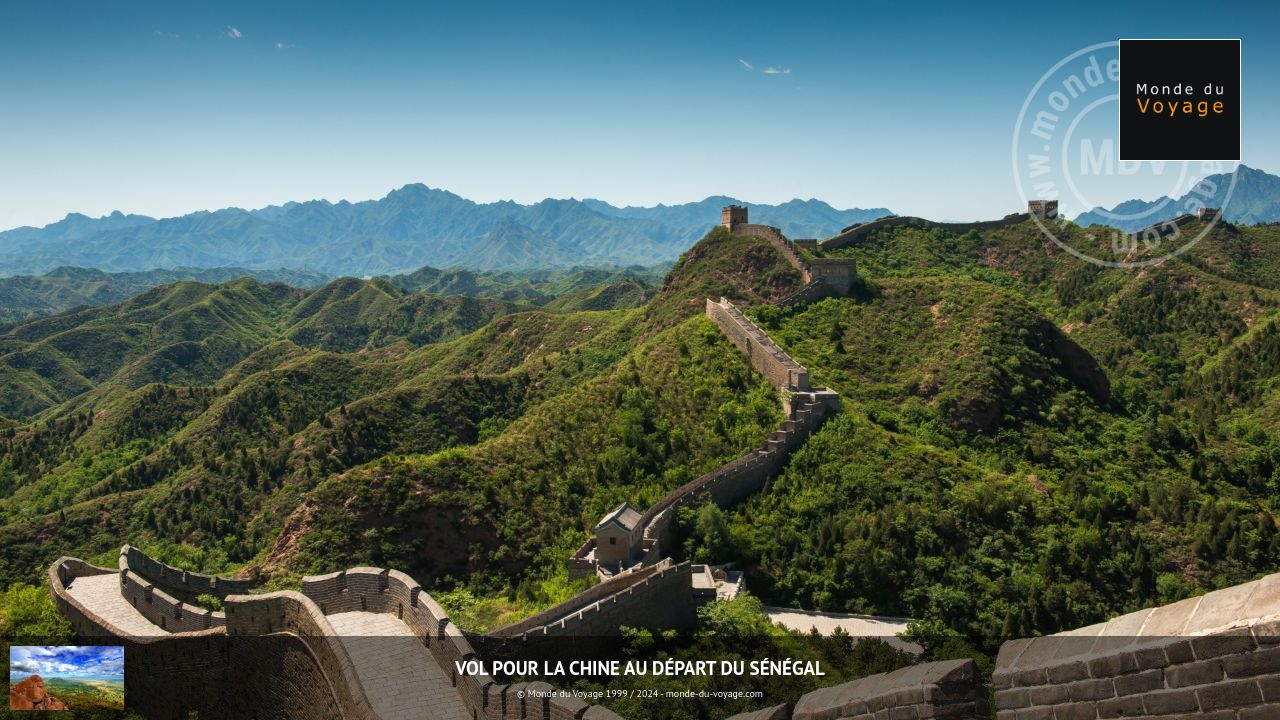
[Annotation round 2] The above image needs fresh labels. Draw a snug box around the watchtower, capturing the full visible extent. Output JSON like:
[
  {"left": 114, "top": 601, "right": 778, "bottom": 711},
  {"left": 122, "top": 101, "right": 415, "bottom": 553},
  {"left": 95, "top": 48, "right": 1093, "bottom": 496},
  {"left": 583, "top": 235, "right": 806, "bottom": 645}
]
[
  {"left": 722, "top": 204, "right": 748, "bottom": 230},
  {"left": 1027, "top": 200, "right": 1059, "bottom": 219},
  {"left": 1198, "top": 207, "right": 1221, "bottom": 221}
]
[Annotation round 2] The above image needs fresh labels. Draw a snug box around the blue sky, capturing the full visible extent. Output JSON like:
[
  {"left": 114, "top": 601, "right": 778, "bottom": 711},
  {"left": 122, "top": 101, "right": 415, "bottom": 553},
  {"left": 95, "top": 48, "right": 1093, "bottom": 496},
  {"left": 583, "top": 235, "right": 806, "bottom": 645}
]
[
  {"left": 9, "top": 645, "right": 124, "bottom": 681},
  {"left": 1, "top": 0, "right": 1277, "bottom": 229}
]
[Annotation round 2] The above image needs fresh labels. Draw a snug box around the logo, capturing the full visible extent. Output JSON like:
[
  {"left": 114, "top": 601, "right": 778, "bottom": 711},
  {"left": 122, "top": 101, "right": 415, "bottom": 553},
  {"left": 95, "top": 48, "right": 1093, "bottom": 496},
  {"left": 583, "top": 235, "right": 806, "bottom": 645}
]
[{"left": 1012, "top": 42, "right": 1238, "bottom": 268}]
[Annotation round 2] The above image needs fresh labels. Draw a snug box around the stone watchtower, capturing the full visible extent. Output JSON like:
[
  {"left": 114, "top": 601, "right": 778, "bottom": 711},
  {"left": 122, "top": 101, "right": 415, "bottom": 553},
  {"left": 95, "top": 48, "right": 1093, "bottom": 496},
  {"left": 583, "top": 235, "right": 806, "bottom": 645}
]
[
  {"left": 1027, "top": 200, "right": 1059, "bottom": 219},
  {"left": 1198, "top": 207, "right": 1221, "bottom": 221},
  {"left": 722, "top": 204, "right": 748, "bottom": 231}
]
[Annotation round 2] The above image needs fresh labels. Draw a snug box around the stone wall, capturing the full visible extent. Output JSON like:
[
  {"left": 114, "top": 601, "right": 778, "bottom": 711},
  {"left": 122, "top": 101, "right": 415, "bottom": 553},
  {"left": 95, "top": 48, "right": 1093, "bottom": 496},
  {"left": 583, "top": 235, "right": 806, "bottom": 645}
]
[
  {"left": 1131, "top": 213, "right": 1196, "bottom": 242},
  {"left": 119, "top": 562, "right": 225, "bottom": 632},
  {"left": 124, "top": 632, "right": 348, "bottom": 720},
  {"left": 821, "top": 213, "right": 1030, "bottom": 250},
  {"left": 48, "top": 555, "right": 356, "bottom": 720},
  {"left": 994, "top": 571, "right": 1280, "bottom": 719},
  {"left": 635, "top": 396, "right": 827, "bottom": 555},
  {"left": 775, "top": 280, "right": 833, "bottom": 308},
  {"left": 707, "top": 297, "right": 810, "bottom": 391},
  {"left": 119, "top": 543, "right": 254, "bottom": 601},
  {"left": 720, "top": 660, "right": 988, "bottom": 720},
  {"left": 292, "top": 565, "right": 642, "bottom": 719},
  {"left": 48, "top": 557, "right": 133, "bottom": 639},
  {"left": 225, "top": 590, "right": 379, "bottom": 720},
  {"left": 509, "top": 562, "right": 714, "bottom": 637},
  {"left": 731, "top": 223, "right": 813, "bottom": 282},
  {"left": 493, "top": 562, "right": 668, "bottom": 637},
  {"left": 730, "top": 222, "right": 859, "bottom": 301}
]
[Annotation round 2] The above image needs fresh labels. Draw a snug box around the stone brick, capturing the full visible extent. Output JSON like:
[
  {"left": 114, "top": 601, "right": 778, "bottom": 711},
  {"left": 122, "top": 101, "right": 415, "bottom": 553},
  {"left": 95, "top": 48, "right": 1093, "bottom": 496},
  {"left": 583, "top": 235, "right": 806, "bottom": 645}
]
[
  {"left": 1191, "top": 628, "right": 1258, "bottom": 660},
  {"left": 1011, "top": 708, "right": 1054, "bottom": 720},
  {"left": 1112, "top": 668, "right": 1164, "bottom": 696},
  {"left": 1196, "top": 678, "right": 1264, "bottom": 710},
  {"left": 1096, "top": 693, "right": 1145, "bottom": 718},
  {"left": 1256, "top": 673, "right": 1280, "bottom": 702},
  {"left": 1087, "top": 650, "right": 1138, "bottom": 678},
  {"left": 994, "top": 688, "right": 1027, "bottom": 711},
  {"left": 1046, "top": 660, "right": 1090, "bottom": 684},
  {"left": 1026, "top": 683, "right": 1069, "bottom": 706},
  {"left": 1067, "top": 677, "right": 1114, "bottom": 702},
  {"left": 1223, "top": 646, "right": 1280, "bottom": 679},
  {"left": 1132, "top": 643, "right": 1173, "bottom": 671},
  {"left": 1239, "top": 705, "right": 1280, "bottom": 720},
  {"left": 1141, "top": 688, "right": 1200, "bottom": 715},
  {"left": 1164, "top": 657, "right": 1222, "bottom": 688},
  {"left": 1161, "top": 639, "right": 1195, "bottom": 665},
  {"left": 1053, "top": 701, "right": 1098, "bottom": 720}
]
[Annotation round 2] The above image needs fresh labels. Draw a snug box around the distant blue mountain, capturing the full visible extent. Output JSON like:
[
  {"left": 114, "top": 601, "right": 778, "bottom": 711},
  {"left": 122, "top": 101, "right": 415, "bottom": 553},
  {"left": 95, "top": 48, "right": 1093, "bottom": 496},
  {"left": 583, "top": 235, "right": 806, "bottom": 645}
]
[
  {"left": 0, "top": 188, "right": 890, "bottom": 276},
  {"left": 1075, "top": 165, "right": 1280, "bottom": 231}
]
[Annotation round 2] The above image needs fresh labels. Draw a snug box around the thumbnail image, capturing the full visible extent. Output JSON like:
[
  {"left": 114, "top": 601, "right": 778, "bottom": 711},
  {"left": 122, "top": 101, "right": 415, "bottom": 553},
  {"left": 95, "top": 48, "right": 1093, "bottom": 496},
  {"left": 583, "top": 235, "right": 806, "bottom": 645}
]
[{"left": 9, "top": 646, "right": 124, "bottom": 711}]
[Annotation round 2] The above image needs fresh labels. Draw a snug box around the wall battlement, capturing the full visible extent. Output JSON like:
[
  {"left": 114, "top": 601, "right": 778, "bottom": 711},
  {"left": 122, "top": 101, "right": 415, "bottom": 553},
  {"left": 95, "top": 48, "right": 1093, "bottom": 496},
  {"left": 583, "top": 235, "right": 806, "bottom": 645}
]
[
  {"left": 722, "top": 206, "right": 858, "bottom": 301},
  {"left": 993, "top": 572, "right": 1280, "bottom": 719},
  {"left": 50, "top": 550, "right": 1280, "bottom": 720},
  {"left": 707, "top": 297, "right": 810, "bottom": 391},
  {"left": 119, "top": 543, "right": 254, "bottom": 602},
  {"left": 569, "top": 297, "right": 837, "bottom": 580}
]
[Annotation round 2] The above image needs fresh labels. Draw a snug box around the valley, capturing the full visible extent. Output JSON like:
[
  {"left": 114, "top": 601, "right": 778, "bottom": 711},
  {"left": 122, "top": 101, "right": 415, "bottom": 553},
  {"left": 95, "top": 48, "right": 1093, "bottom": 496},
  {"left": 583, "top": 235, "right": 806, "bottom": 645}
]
[{"left": 2, "top": 208, "right": 1279, "bottom": 718}]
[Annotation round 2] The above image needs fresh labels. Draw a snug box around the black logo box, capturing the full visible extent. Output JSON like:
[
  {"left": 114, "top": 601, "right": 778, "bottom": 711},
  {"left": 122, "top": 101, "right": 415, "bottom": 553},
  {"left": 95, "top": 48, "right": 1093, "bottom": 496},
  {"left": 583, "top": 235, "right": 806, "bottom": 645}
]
[{"left": 1119, "top": 39, "right": 1240, "bottom": 161}]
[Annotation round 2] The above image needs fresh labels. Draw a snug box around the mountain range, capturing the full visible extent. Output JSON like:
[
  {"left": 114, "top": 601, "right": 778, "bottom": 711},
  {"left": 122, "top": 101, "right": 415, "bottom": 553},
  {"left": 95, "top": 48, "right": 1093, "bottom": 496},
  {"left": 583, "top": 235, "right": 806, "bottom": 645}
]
[
  {"left": 3, "top": 215, "right": 1278, "bottom": 668},
  {"left": 1075, "top": 164, "right": 1280, "bottom": 230},
  {"left": 0, "top": 189, "right": 889, "bottom": 277}
]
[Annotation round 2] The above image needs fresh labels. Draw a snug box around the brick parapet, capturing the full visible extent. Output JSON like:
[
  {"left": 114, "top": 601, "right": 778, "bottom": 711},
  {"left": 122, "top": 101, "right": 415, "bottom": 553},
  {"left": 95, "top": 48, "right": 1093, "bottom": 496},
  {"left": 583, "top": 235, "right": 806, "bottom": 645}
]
[
  {"left": 789, "top": 659, "right": 988, "bottom": 720},
  {"left": 493, "top": 562, "right": 668, "bottom": 638},
  {"left": 993, "top": 572, "right": 1280, "bottom": 719},
  {"left": 119, "top": 564, "right": 226, "bottom": 632},
  {"left": 707, "top": 297, "right": 810, "bottom": 391},
  {"left": 224, "top": 589, "right": 380, "bottom": 720},
  {"left": 514, "top": 562, "right": 707, "bottom": 638},
  {"left": 119, "top": 544, "right": 254, "bottom": 600},
  {"left": 730, "top": 223, "right": 813, "bottom": 282}
]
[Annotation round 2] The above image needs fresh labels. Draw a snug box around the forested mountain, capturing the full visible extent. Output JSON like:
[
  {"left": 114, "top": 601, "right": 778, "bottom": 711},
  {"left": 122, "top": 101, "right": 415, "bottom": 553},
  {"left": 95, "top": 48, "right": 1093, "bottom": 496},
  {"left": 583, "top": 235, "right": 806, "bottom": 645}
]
[
  {"left": 1076, "top": 164, "right": 1280, "bottom": 230},
  {"left": 0, "top": 217, "right": 1277, "bottom": 662},
  {"left": 0, "top": 264, "right": 667, "bottom": 327},
  {"left": 0, "top": 187, "right": 888, "bottom": 276},
  {"left": 0, "top": 266, "right": 331, "bottom": 326}
]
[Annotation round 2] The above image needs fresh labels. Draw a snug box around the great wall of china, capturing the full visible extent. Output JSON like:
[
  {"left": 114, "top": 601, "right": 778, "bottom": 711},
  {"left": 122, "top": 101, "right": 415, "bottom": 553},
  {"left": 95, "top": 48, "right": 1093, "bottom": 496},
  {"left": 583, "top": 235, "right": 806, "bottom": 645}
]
[{"left": 44, "top": 206, "right": 1279, "bottom": 719}]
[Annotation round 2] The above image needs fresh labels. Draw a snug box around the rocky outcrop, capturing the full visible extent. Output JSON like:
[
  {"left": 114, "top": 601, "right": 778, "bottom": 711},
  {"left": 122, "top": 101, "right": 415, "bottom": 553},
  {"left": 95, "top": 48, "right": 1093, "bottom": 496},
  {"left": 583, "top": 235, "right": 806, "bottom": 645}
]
[{"left": 10, "top": 675, "right": 68, "bottom": 711}]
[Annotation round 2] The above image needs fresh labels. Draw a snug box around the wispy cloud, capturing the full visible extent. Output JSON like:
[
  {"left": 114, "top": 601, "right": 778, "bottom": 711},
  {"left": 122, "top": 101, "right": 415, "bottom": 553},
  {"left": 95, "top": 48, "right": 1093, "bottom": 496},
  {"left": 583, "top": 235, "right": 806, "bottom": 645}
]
[
  {"left": 153, "top": 30, "right": 180, "bottom": 40},
  {"left": 274, "top": 42, "right": 293, "bottom": 50},
  {"left": 763, "top": 67, "right": 791, "bottom": 75},
  {"left": 225, "top": 26, "right": 243, "bottom": 39},
  {"left": 738, "top": 58, "right": 753, "bottom": 71},
  {"left": 9, "top": 646, "right": 124, "bottom": 680}
]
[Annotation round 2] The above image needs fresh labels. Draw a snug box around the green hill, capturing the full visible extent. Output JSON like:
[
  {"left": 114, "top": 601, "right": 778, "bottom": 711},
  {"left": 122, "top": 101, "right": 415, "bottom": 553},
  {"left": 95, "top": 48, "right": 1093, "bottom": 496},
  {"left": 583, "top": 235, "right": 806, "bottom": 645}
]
[
  {"left": 677, "top": 219, "right": 1280, "bottom": 650},
  {"left": 0, "top": 219, "right": 1277, "bottom": 659}
]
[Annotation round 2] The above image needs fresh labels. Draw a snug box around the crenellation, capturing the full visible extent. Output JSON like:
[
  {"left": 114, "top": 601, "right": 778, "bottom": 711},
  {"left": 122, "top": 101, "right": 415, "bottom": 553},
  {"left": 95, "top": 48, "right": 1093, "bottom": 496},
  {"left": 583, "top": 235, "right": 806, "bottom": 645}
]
[{"left": 120, "top": 544, "right": 254, "bottom": 602}]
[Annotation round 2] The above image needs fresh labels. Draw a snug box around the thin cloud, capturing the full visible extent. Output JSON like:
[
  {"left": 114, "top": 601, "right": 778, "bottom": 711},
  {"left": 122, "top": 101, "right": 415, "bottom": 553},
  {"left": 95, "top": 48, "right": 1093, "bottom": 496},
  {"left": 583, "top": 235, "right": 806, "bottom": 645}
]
[
  {"left": 9, "top": 646, "right": 125, "bottom": 679},
  {"left": 225, "top": 26, "right": 243, "bottom": 39},
  {"left": 274, "top": 42, "right": 293, "bottom": 50},
  {"left": 738, "top": 58, "right": 753, "bottom": 70},
  {"left": 153, "top": 30, "right": 180, "bottom": 40},
  {"left": 763, "top": 67, "right": 791, "bottom": 75}
]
